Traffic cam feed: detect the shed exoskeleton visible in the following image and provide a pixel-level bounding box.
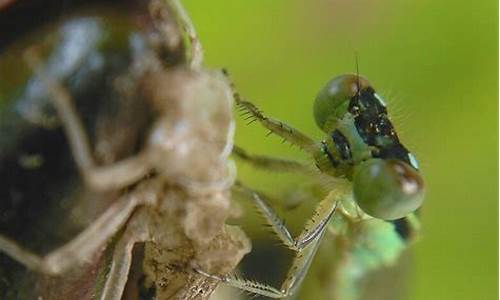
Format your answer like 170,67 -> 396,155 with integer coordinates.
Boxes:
0,1 -> 250,299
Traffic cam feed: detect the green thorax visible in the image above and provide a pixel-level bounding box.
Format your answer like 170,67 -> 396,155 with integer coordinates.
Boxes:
313,114 -> 373,179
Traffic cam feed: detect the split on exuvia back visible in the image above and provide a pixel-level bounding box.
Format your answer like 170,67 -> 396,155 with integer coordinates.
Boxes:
313,74 -> 424,220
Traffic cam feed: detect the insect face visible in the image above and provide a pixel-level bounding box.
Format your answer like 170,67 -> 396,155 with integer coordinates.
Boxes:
314,74 -> 424,220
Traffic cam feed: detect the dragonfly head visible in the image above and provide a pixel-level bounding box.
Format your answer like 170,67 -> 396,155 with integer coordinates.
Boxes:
352,158 -> 424,220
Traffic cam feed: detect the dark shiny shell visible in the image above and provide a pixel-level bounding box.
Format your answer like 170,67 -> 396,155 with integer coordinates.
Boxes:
0,1 -> 169,298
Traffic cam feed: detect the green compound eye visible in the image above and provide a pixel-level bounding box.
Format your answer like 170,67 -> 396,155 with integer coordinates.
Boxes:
314,74 -> 371,132
353,159 -> 424,220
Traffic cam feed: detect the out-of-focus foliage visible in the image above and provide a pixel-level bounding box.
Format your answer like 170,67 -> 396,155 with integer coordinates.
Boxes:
183,0 -> 498,299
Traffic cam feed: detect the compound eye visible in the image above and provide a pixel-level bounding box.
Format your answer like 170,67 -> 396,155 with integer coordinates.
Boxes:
314,74 -> 372,132
353,159 -> 424,220
331,74 -> 372,98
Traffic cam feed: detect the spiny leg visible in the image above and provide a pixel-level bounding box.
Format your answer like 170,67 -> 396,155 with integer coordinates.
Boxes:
98,208 -> 152,300
201,229 -> 326,299
0,183 -> 156,274
195,268 -> 284,299
234,182 -> 339,252
222,70 -> 319,154
280,232 -> 325,299
233,145 -> 312,173
196,185 -> 343,298
236,99 -> 317,153
232,146 -> 341,211
24,49 -> 152,191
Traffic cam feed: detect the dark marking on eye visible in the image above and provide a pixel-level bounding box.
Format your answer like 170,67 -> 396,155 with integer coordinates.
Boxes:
331,129 -> 352,161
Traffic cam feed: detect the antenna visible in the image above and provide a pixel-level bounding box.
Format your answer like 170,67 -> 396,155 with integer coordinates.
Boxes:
355,52 -> 361,96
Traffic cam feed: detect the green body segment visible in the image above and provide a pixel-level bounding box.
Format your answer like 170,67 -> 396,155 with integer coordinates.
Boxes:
323,211 -> 420,300
313,113 -> 373,178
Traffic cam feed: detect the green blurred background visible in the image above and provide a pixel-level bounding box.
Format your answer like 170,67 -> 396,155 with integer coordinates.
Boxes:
183,0 -> 498,299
